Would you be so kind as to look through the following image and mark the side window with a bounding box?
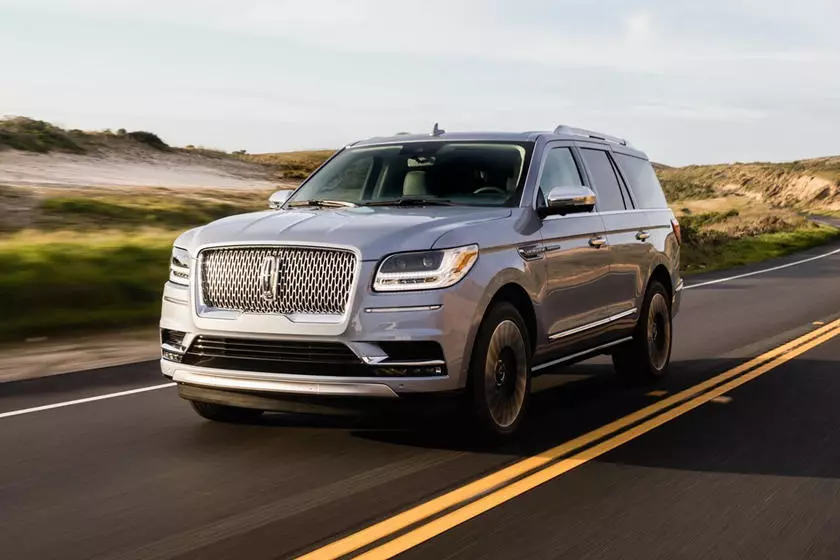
[614,153,668,209]
[539,147,583,191]
[580,148,626,212]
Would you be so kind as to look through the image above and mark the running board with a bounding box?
[531,337,633,374]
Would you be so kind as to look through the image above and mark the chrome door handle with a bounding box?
[517,244,545,261]
[636,231,650,241]
[589,236,607,248]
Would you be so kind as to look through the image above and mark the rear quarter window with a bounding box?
[614,154,668,209]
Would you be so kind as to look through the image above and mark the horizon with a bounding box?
[1,0,838,167]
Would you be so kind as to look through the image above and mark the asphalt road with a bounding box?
[2,240,840,560]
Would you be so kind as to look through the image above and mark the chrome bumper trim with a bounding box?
[364,305,442,313]
[375,360,445,367]
[171,368,399,398]
[161,342,186,355]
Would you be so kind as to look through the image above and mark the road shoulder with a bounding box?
[0,329,159,383]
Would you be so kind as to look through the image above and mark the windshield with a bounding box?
[287,141,533,207]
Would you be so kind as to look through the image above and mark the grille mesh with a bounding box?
[200,246,356,315]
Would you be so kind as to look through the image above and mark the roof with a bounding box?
[352,131,544,147]
[349,126,649,159]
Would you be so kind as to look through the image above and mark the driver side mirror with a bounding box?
[268,190,292,209]
[539,186,597,217]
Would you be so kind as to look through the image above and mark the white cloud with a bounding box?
[631,103,768,122]
[2,0,839,163]
[624,12,653,43]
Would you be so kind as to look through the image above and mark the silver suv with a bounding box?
[160,124,683,438]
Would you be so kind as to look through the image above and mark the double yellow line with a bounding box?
[300,318,840,560]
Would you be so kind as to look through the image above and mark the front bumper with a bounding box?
[159,272,482,398]
[163,360,400,398]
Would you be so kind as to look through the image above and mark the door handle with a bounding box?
[517,244,545,261]
[636,231,650,241]
[589,236,607,248]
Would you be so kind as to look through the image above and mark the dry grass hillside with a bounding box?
[657,157,840,212]
[0,117,331,189]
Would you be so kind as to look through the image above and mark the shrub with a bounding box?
[126,130,169,151]
[0,117,86,153]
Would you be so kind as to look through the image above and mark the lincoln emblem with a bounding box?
[258,255,280,302]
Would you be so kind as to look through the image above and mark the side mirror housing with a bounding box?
[540,186,597,217]
[268,190,292,209]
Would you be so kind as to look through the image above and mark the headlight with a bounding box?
[373,245,479,292]
[169,247,191,286]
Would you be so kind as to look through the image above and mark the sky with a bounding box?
[1,0,838,166]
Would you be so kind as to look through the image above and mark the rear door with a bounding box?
[535,143,612,346]
[578,145,651,318]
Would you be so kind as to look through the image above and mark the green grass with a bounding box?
[679,209,740,230]
[680,224,840,274]
[0,232,178,341]
[39,194,264,230]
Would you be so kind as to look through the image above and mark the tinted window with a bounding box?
[539,147,583,190]
[580,149,626,212]
[614,153,668,208]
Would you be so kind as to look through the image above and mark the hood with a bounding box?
[185,206,512,260]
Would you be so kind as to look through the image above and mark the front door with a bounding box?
[536,144,612,348]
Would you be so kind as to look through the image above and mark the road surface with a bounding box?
[2,241,840,560]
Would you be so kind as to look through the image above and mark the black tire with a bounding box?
[189,400,264,424]
[612,281,673,384]
[468,302,532,440]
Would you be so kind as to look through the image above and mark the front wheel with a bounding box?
[189,400,264,424]
[468,302,532,440]
[612,281,673,383]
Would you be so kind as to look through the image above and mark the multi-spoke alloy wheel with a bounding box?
[484,320,529,429]
[612,281,673,383]
[469,302,531,439]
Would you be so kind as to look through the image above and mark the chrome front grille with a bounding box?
[200,246,357,315]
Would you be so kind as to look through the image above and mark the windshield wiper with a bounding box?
[362,198,456,207]
[287,199,358,208]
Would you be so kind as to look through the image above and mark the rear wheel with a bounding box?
[468,302,531,439]
[612,281,672,383]
[189,400,264,423]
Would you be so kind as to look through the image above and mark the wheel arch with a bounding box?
[465,275,541,370]
[648,263,674,304]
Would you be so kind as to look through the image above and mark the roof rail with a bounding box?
[553,125,628,146]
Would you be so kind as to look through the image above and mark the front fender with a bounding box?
[456,247,545,382]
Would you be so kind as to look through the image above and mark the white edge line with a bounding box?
[685,247,840,290]
[0,383,176,419]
